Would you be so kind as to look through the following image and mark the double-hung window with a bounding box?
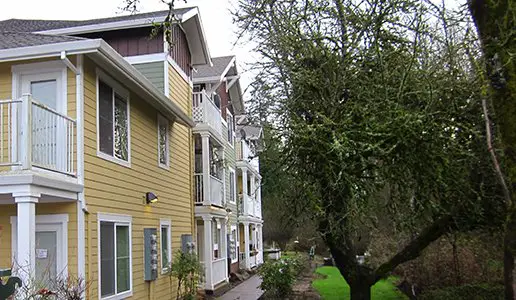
[157,114,169,168]
[98,72,130,165]
[99,214,132,299]
[160,220,172,273]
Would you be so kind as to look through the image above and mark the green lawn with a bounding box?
[312,267,408,300]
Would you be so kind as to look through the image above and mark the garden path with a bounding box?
[216,275,263,300]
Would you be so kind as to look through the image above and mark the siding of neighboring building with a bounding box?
[82,57,193,299]
[216,83,231,120]
[79,27,164,57]
[133,61,165,93]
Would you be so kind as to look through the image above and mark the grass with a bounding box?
[312,266,408,300]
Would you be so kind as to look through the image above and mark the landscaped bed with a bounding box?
[312,266,407,300]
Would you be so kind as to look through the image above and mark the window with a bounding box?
[227,111,235,145]
[98,214,132,299]
[160,220,172,273]
[97,72,130,165]
[229,169,236,203]
[157,115,169,168]
[213,220,221,259]
[230,226,237,263]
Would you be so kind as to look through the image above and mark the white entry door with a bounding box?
[20,72,66,171]
[10,214,68,287]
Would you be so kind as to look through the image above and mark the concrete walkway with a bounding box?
[217,275,264,300]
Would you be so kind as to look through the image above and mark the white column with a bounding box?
[258,225,264,264]
[241,168,248,215]
[202,216,213,291]
[257,180,262,219]
[14,194,38,286]
[221,218,229,282]
[250,174,256,216]
[243,222,250,270]
[201,134,211,206]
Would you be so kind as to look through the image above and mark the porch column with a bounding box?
[243,221,250,270]
[201,133,211,206]
[14,193,38,285]
[250,174,256,216]
[202,216,214,291]
[221,217,229,282]
[258,224,264,264]
[241,167,248,215]
[257,180,262,218]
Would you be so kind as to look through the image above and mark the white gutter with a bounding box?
[0,39,101,63]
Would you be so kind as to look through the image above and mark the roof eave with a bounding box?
[0,39,195,128]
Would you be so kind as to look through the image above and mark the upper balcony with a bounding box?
[1,95,77,177]
[194,173,224,207]
[236,140,259,172]
[238,194,262,219]
[192,91,223,138]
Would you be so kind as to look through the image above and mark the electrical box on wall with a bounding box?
[181,234,195,253]
[144,228,158,281]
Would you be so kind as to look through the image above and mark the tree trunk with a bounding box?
[469,0,516,298]
[349,281,372,300]
[504,207,516,299]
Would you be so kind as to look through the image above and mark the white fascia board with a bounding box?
[186,8,212,67]
[96,41,195,127]
[0,39,101,63]
[193,75,224,84]
[220,56,236,79]
[35,16,167,35]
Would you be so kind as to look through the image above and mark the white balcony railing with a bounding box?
[212,258,227,285]
[192,91,222,136]
[194,173,224,206]
[0,95,76,176]
[236,140,259,172]
[210,175,223,207]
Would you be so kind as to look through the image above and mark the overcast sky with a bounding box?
[0,0,257,92]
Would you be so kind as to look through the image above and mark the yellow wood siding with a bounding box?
[83,57,194,299]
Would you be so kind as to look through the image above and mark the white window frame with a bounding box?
[229,167,236,204]
[96,69,131,168]
[97,213,133,300]
[230,225,238,264]
[160,219,172,274]
[226,109,235,147]
[157,114,170,169]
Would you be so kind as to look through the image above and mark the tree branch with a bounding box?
[374,213,454,281]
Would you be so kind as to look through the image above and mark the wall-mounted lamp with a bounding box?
[145,192,159,204]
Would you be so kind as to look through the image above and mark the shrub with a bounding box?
[259,257,300,298]
[167,251,202,300]
[419,283,504,300]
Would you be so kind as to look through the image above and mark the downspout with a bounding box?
[65,52,87,296]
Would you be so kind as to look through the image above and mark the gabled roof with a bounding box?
[0,7,211,66]
[237,125,263,141]
[194,55,235,80]
[0,9,191,33]
[0,32,85,49]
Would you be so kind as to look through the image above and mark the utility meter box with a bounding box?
[144,228,158,281]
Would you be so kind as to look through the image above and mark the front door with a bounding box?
[35,224,61,287]
[20,72,66,171]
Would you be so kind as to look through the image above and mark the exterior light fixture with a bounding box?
[146,192,158,204]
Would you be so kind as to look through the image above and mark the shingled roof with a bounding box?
[0,32,86,50]
[193,55,235,80]
[0,8,192,33]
